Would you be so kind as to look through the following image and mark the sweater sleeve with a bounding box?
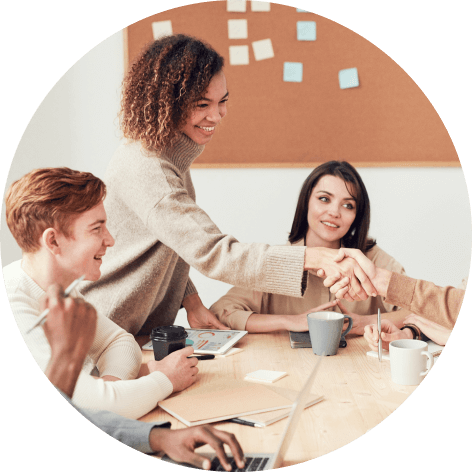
[87,312,142,380]
[384,272,464,329]
[115,160,307,298]
[70,370,173,419]
[183,277,198,301]
[210,286,265,331]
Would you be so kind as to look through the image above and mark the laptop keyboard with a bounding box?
[210,457,270,471]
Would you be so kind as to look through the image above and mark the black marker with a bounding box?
[188,354,215,360]
[227,418,261,428]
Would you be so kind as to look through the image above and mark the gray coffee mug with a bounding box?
[307,311,353,356]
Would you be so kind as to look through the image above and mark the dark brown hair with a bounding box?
[5,167,106,253]
[120,34,224,151]
[288,161,376,253]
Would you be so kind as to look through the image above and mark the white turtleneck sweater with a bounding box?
[81,133,307,335]
[4,260,173,419]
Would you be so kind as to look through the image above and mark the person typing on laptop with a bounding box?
[41,282,245,469]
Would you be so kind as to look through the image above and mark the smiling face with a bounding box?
[180,70,228,145]
[55,202,114,283]
[305,175,357,249]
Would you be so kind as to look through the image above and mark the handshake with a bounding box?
[306,247,392,301]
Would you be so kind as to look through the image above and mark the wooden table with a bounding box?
[136,333,416,467]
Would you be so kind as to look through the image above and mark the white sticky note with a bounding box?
[229,45,250,65]
[251,1,270,11]
[339,67,360,89]
[228,19,248,39]
[227,0,246,12]
[245,370,288,383]
[151,20,173,40]
[252,38,274,61]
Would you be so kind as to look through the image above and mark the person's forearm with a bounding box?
[182,293,202,312]
[245,313,292,333]
[382,308,411,328]
[372,268,392,298]
[45,353,84,398]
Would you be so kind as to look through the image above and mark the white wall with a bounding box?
[1,29,470,297]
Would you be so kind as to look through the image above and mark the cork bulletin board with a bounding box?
[124,1,459,168]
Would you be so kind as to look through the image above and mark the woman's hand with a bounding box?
[183,294,230,330]
[337,301,367,336]
[403,314,451,346]
[364,319,412,351]
[284,300,339,332]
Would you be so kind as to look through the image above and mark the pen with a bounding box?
[26,275,86,334]
[188,355,215,360]
[377,308,382,362]
[227,418,262,428]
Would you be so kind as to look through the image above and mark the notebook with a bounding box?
[162,357,324,470]
[289,331,346,349]
[158,379,293,426]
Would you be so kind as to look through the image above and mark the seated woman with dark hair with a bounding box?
[210,161,408,335]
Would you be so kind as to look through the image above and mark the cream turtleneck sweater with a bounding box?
[82,134,307,335]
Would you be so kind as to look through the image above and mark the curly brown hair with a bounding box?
[120,34,224,151]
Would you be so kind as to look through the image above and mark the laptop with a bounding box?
[162,356,324,470]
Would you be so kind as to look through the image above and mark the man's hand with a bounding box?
[148,346,198,392]
[41,284,97,359]
[149,425,245,471]
[183,293,230,330]
[325,248,392,300]
[42,284,97,397]
[305,247,377,301]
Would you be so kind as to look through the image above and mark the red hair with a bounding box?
[5,167,106,253]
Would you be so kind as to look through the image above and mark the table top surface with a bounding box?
[136,332,416,467]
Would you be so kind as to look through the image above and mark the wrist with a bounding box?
[372,268,391,298]
[45,354,83,397]
[182,293,202,312]
[401,324,421,340]
[149,427,166,453]
[304,247,323,270]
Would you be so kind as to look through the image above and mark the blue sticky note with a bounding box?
[284,62,303,82]
[296,8,309,12]
[297,21,316,41]
[339,67,359,89]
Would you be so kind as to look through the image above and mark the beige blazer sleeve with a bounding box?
[210,286,268,330]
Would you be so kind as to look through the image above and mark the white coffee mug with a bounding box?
[389,339,434,386]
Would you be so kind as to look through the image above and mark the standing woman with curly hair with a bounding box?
[81,34,376,335]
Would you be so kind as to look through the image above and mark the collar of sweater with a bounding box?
[159,133,205,173]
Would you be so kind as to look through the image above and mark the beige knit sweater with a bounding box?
[81,134,307,335]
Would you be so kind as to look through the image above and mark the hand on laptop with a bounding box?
[150,425,245,471]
